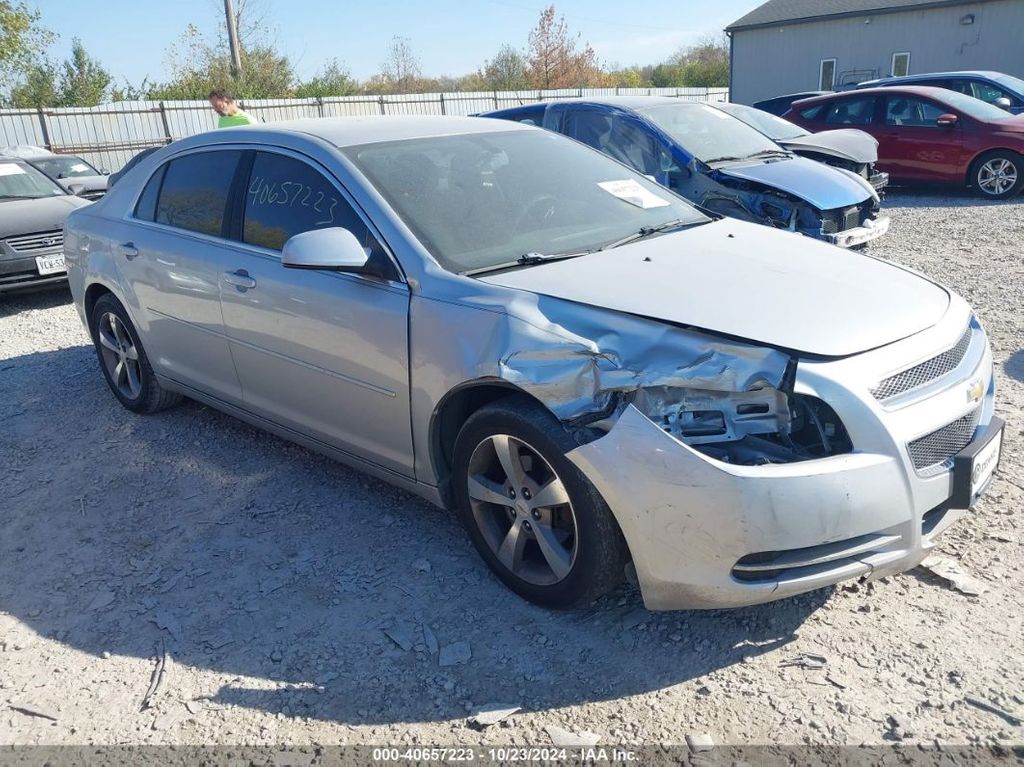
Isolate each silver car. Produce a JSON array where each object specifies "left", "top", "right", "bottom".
[{"left": 64, "top": 117, "right": 1002, "bottom": 610}]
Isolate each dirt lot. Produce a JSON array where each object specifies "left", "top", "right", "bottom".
[{"left": 1, "top": 189, "right": 1022, "bottom": 750}]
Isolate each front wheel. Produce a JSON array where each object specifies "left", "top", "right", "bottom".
[
  {"left": 970, "top": 150, "right": 1023, "bottom": 199},
  {"left": 452, "top": 396, "right": 628, "bottom": 608}
]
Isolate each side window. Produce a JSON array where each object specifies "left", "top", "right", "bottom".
[
  {"left": 799, "top": 103, "right": 825, "bottom": 121},
  {"left": 885, "top": 97, "right": 946, "bottom": 127},
  {"left": 950, "top": 80, "right": 973, "bottom": 96},
  {"left": 604, "top": 117, "right": 660, "bottom": 175},
  {"left": 970, "top": 80, "right": 1011, "bottom": 105},
  {"left": 154, "top": 150, "right": 241, "bottom": 236},
  {"left": 563, "top": 109, "right": 613, "bottom": 152},
  {"left": 242, "top": 151, "right": 386, "bottom": 262},
  {"left": 823, "top": 96, "right": 875, "bottom": 125},
  {"left": 134, "top": 164, "right": 166, "bottom": 221}
]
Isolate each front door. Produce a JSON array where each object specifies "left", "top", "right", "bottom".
[
  {"left": 217, "top": 150, "right": 415, "bottom": 476},
  {"left": 117, "top": 149, "right": 244, "bottom": 403},
  {"left": 877, "top": 95, "right": 964, "bottom": 180}
]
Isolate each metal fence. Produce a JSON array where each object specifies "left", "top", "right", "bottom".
[{"left": 0, "top": 87, "right": 729, "bottom": 173}]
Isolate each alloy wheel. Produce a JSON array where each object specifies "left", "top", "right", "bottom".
[
  {"left": 466, "top": 434, "right": 578, "bottom": 586},
  {"left": 96, "top": 311, "right": 143, "bottom": 399},
  {"left": 978, "top": 158, "right": 1018, "bottom": 196}
]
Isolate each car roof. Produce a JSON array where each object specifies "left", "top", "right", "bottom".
[
  {"left": 489, "top": 96, "right": 714, "bottom": 115},
  {"left": 866, "top": 70, "right": 1005, "bottom": 84},
  {"left": 791, "top": 85, "right": 958, "bottom": 106},
  {"left": 188, "top": 115, "right": 536, "bottom": 150}
]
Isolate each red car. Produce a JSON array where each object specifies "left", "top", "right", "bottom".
[{"left": 783, "top": 86, "right": 1024, "bottom": 198}]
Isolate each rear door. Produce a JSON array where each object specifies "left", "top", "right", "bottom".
[
  {"left": 217, "top": 149, "right": 415, "bottom": 476},
  {"left": 878, "top": 94, "right": 964, "bottom": 180},
  {"left": 118, "top": 149, "right": 244, "bottom": 403}
]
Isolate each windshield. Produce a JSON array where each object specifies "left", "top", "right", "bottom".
[
  {"left": 637, "top": 103, "right": 784, "bottom": 163},
  {"left": 31, "top": 155, "right": 99, "bottom": 179},
  {"left": 714, "top": 102, "right": 809, "bottom": 141},
  {"left": 995, "top": 73, "right": 1024, "bottom": 96},
  {"left": 938, "top": 89, "right": 1016, "bottom": 120},
  {"left": 344, "top": 130, "right": 708, "bottom": 274},
  {"left": 0, "top": 161, "right": 66, "bottom": 200}
]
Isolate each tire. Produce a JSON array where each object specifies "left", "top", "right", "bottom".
[
  {"left": 969, "top": 150, "right": 1024, "bottom": 199},
  {"left": 89, "top": 293, "right": 182, "bottom": 414},
  {"left": 452, "top": 395, "right": 628, "bottom": 608}
]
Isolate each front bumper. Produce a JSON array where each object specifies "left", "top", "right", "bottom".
[
  {"left": 825, "top": 214, "right": 890, "bottom": 248},
  {"left": 869, "top": 171, "right": 890, "bottom": 192},
  {"left": 567, "top": 299, "right": 996, "bottom": 610},
  {"left": 0, "top": 254, "right": 68, "bottom": 293}
]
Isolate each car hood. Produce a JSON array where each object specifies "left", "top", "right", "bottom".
[
  {"left": 0, "top": 195, "right": 90, "bottom": 238},
  {"left": 479, "top": 220, "right": 949, "bottom": 357},
  {"left": 717, "top": 155, "right": 874, "bottom": 210},
  {"left": 54, "top": 174, "right": 108, "bottom": 193},
  {"left": 778, "top": 128, "right": 878, "bottom": 164}
]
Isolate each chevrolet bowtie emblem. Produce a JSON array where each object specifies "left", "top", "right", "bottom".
[{"left": 967, "top": 378, "right": 984, "bottom": 404}]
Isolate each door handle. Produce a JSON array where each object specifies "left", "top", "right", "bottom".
[
  {"left": 223, "top": 269, "right": 257, "bottom": 290},
  {"left": 119, "top": 242, "right": 139, "bottom": 259}
]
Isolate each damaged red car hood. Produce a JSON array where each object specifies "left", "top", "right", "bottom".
[{"left": 479, "top": 219, "right": 950, "bottom": 357}]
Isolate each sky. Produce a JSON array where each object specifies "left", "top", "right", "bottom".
[{"left": 35, "top": 0, "right": 763, "bottom": 86}]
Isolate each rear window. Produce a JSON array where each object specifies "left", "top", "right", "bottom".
[
  {"left": 152, "top": 151, "right": 242, "bottom": 236},
  {"left": 822, "top": 96, "right": 876, "bottom": 125}
]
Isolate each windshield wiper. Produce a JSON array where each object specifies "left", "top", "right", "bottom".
[
  {"left": 703, "top": 155, "right": 745, "bottom": 164},
  {"left": 746, "top": 148, "right": 793, "bottom": 159},
  {"left": 462, "top": 250, "right": 591, "bottom": 277},
  {"left": 0, "top": 195, "right": 46, "bottom": 200},
  {"left": 598, "top": 218, "right": 705, "bottom": 251}
]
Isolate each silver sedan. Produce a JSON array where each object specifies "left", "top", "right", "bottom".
[{"left": 64, "top": 116, "right": 1002, "bottom": 610}]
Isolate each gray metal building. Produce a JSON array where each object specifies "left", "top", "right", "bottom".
[{"left": 727, "top": 0, "right": 1024, "bottom": 105}]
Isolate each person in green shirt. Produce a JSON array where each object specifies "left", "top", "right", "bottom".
[{"left": 208, "top": 89, "right": 258, "bottom": 128}]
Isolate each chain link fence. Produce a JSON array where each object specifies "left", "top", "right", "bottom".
[{"left": 0, "top": 87, "right": 729, "bottom": 173}]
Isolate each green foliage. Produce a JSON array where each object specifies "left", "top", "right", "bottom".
[
  {"left": 0, "top": 0, "right": 54, "bottom": 91},
  {"left": 293, "top": 59, "right": 358, "bottom": 98},
  {"left": 7, "top": 60, "right": 58, "bottom": 107},
  {"left": 57, "top": 38, "right": 111, "bottom": 106},
  {"left": 482, "top": 45, "right": 530, "bottom": 91}
]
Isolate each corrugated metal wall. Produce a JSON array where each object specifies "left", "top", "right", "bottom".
[
  {"left": 730, "top": 0, "right": 1024, "bottom": 104},
  {"left": 0, "top": 87, "right": 730, "bottom": 172}
]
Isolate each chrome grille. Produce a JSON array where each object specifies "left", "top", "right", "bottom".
[
  {"left": 907, "top": 408, "right": 981, "bottom": 473},
  {"left": 5, "top": 230, "right": 64, "bottom": 253},
  {"left": 871, "top": 325, "right": 973, "bottom": 401}
]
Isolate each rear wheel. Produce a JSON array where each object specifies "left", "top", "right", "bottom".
[
  {"left": 89, "top": 293, "right": 182, "bottom": 414},
  {"left": 452, "top": 396, "right": 628, "bottom": 608},
  {"left": 970, "top": 150, "right": 1023, "bottom": 199}
]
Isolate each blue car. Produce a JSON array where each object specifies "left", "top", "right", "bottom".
[
  {"left": 857, "top": 71, "right": 1024, "bottom": 115},
  {"left": 483, "top": 97, "right": 888, "bottom": 248}
]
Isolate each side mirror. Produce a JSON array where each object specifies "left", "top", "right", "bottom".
[
  {"left": 994, "top": 97, "right": 1012, "bottom": 111},
  {"left": 936, "top": 113, "right": 958, "bottom": 127},
  {"left": 100, "top": 168, "right": 110, "bottom": 175},
  {"left": 67, "top": 183, "right": 86, "bottom": 196},
  {"left": 282, "top": 227, "right": 369, "bottom": 272}
]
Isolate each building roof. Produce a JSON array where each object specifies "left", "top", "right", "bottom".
[{"left": 727, "top": 0, "right": 995, "bottom": 31}]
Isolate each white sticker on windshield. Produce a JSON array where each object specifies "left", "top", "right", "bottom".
[
  {"left": 70, "top": 163, "right": 89, "bottom": 173},
  {"left": 0, "top": 163, "right": 27, "bottom": 176},
  {"left": 598, "top": 179, "right": 671, "bottom": 209}
]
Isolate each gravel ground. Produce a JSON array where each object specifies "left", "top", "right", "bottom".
[{"left": 1, "top": 189, "right": 1022, "bottom": 750}]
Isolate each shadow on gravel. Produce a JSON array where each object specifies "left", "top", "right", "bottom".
[
  {"left": 884, "top": 185, "right": 1024, "bottom": 209},
  {"left": 1005, "top": 350, "right": 1024, "bottom": 383},
  {"left": 0, "top": 285, "right": 72, "bottom": 318},
  {"left": 1, "top": 345, "right": 827, "bottom": 727}
]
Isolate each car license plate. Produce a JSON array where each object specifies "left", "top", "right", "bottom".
[
  {"left": 35, "top": 254, "right": 66, "bottom": 275},
  {"left": 951, "top": 416, "right": 1004, "bottom": 508}
]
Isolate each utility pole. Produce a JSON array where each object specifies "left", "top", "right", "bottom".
[{"left": 224, "top": 0, "right": 243, "bottom": 80}]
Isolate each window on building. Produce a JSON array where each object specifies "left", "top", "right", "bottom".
[
  {"left": 819, "top": 59, "right": 836, "bottom": 91},
  {"left": 891, "top": 52, "right": 911, "bottom": 78}
]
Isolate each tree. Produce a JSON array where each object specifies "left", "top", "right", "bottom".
[
  {"left": 0, "top": 1, "right": 54, "bottom": 92},
  {"left": 379, "top": 36, "right": 421, "bottom": 93},
  {"left": 663, "top": 33, "right": 729, "bottom": 87},
  {"left": 294, "top": 59, "right": 358, "bottom": 98},
  {"left": 526, "top": 5, "right": 602, "bottom": 89},
  {"left": 58, "top": 39, "right": 112, "bottom": 106},
  {"left": 482, "top": 44, "right": 529, "bottom": 91},
  {"left": 7, "top": 60, "right": 58, "bottom": 107}
]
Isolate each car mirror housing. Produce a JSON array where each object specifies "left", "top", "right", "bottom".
[
  {"left": 281, "top": 227, "right": 370, "bottom": 272},
  {"left": 936, "top": 113, "right": 959, "bottom": 127},
  {"left": 67, "top": 183, "right": 86, "bottom": 196},
  {"left": 994, "top": 97, "right": 1012, "bottom": 111}
]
